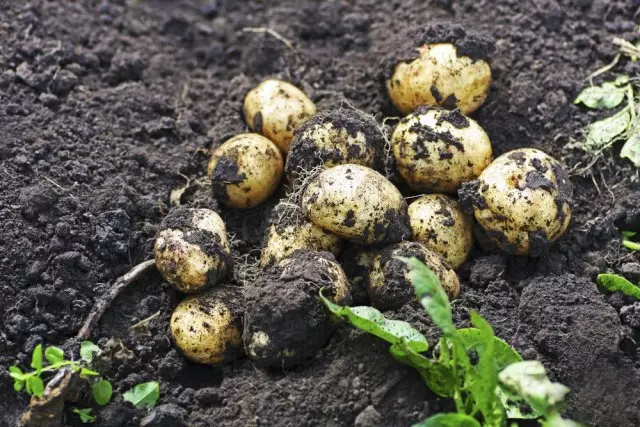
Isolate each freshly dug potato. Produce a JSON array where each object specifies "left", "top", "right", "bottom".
[
  {"left": 244, "top": 79, "right": 316, "bottom": 153},
  {"left": 243, "top": 250, "right": 352, "bottom": 368},
  {"left": 284, "top": 109, "right": 384, "bottom": 181},
  {"left": 260, "top": 202, "right": 342, "bottom": 268},
  {"left": 459, "top": 148, "right": 572, "bottom": 256},
  {"left": 170, "top": 286, "right": 244, "bottom": 365},
  {"left": 208, "top": 133, "right": 283, "bottom": 209},
  {"left": 392, "top": 107, "right": 492, "bottom": 193},
  {"left": 408, "top": 194, "right": 473, "bottom": 269},
  {"left": 301, "top": 164, "right": 411, "bottom": 245},
  {"left": 154, "top": 207, "right": 232, "bottom": 294},
  {"left": 367, "top": 241, "right": 460, "bottom": 311},
  {"left": 386, "top": 24, "right": 493, "bottom": 115}
]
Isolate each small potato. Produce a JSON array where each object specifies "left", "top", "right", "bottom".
[
  {"left": 154, "top": 208, "right": 232, "bottom": 294},
  {"left": 301, "top": 164, "right": 411, "bottom": 245},
  {"left": 170, "top": 286, "right": 244, "bottom": 365},
  {"left": 260, "top": 202, "right": 342, "bottom": 268},
  {"left": 392, "top": 107, "right": 492, "bottom": 193},
  {"left": 244, "top": 79, "right": 316, "bottom": 153},
  {"left": 386, "top": 25, "right": 492, "bottom": 115},
  {"left": 285, "top": 109, "right": 384, "bottom": 181},
  {"left": 367, "top": 241, "right": 460, "bottom": 311},
  {"left": 208, "top": 133, "right": 283, "bottom": 209},
  {"left": 243, "top": 250, "right": 351, "bottom": 368},
  {"left": 408, "top": 194, "right": 473, "bottom": 269},
  {"left": 459, "top": 148, "right": 572, "bottom": 256}
]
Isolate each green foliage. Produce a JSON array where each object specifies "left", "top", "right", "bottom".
[
  {"left": 80, "top": 341, "right": 101, "bottom": 363},
  {"left": 123, "top": 381, "right": 160, "bottom": 408},
  {"left": 597, "top": 273, "right": 640, "bottom": 300},
  {"left": 92, "top": 379, "right": 113, "bottom": 406},
  {"left": 414, "top": 413, "right": 481, "bottom": 427},
  {"left": 621, "top": 231, "right": 640, "bottom": 251},
  {"left": 73, "top": 408, "right": 96, "bottom": 424},
  {"left": 574, "top": 77, "right": 628, "bottom": 109}
]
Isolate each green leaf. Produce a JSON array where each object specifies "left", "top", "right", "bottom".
[
  {"left": 583, "top": 106, "right": 632, "bottom": 151},
  {"left": 45, "top": 346, "right": 65, "bottom": 365},
  {"left": 542, "top": 413, "right": 583, "bottom": 427},
  {"left": 496, "top": 386, "right": 540, "bottom": 419},
  {"left": 31, "top": 344, "right": 43, "bottom": 372},
  {"left": 620, "top": 132, "right": 640, "bottom": 167},
  {"left": 389, "top": 342, "right": 455, "bottom": 398},
  {"left": 73, "top": 408, "right": 96, "bottom": 424},
  {"left": 413, "top": 412, "right": 481, "bottom": 427},
  {"left": 456, "top": 328, "right": 522, "bottom": 371},
  {"left": 622, "top": 239, "right": 640, "bottom": 251},
  {"left": 13, "top": 379, "right": 25, "bottom": 392},
  {"left": 80, "top": 368, "right": 100, "bottom": 377},
  {"left": 80, "top": 341, "right": 101, "bottom": 363},
  {"left": 401, "top": 257, "right": 455, "bottom": 336},
  {"left": 123, "top": 381, "right": 160, "bottom": 409},
  {"left": 498, "top": 361, "right": 570, "bottom": 416},
  {"left": 574, "top": 81, "right": 626, "bottom": 109},
  {"left": 597, "top": 273, "right": 640, "bottom": 300},
  {"left": 26, "top": 376, "right": 45, "bottom": 398},
  {"left": 92, "top": 379, "right": 113, "bottom": 406},
  {"left": 8, "top": 366, "right": 25, "bottom": 380}
]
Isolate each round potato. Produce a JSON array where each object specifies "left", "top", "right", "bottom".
[
  {"left": 386, "top": 25, "right": 492, "bottom": 115},
  {"left": 408, "top": 194, "right": 473, "bottom": 269},
  {"left": 208, "top": 133, "right": 283, "bottom": 209},
  {"left": 367, "top": 241, "right": 460, "bottom": 311},
  {"left": 260, "top": 202, "right": 342, "bottom": 268},
  {"left": 285, "top": 109, "right": 384, "bottom": 181},
  {"left": 392, "top": 107, "right": 492, "bottom": 193},
  {"left": 301, "top": 164, "right": 411, "bottom": 245},
  {"left": 154, "top": 208, "right": 232, "bottom": 294},
  {"left": 459, "top": 148, "right": 572, "bottom": 256},
  {"left": 244, "top": 79, "right": 316, "bottom": 153},
  {"left": 170, "top": 286, "right": 244, "bottom": 365}
]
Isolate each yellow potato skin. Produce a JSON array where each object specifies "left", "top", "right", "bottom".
[
  {"left": 244, "top": 80, "right": 316, "bottom": 153},
  {"left": 170, "top": 287, "right": 243, "bottom": 365},
  {"left": 392, "top": 107, "right": 492, "bottom": 193},
  {"left": 470, "top": 148, "right": 572, "bottom": 255},
  {"left": 208, "top": 133, "right": 283, "bottom": 209},
  {"left": 408, "top": 194, "right": 473, "bottom": 269},
  {"left": 386, "top": 43, "right": 491, "bottom": 115},
  {"left": 301, "top": 164, "right": 409, "bottom": 245}
]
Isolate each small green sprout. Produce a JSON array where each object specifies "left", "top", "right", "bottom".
[
  {"left": 597, "top": 273, "right": 640, "bottom": 300},
  {"left": 123, "top": 381, "right": 160, "bottom": 408},
  {"left": 73, "top": 408, "right": 97, "bottom": 424}
]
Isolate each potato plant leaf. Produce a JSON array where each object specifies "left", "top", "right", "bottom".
[
  {"left": 80, "top": 341, "right": 101, "bottom": 364},
  {"left": 413, "top": 413, "right": 481, "bottom": 427},
  {"left": 620, "top": 132, "right": 640, "bottom": 167},
  {"left": 542, "top": 413, "right": 583, "bottom": 427},
  {"left": 31, "top": 344, "right": 43, "bottom": 372},
  {"left": 583, "top": 106, "right": 632, "bottom": 151},
  {"left": 73, "top": 408, "right": 96, "bottom": 424},
  {"left": 45, "top": 346, "right": 65, "bottom": 365},
  {"left": 92, "top": 379, "right": 113, "bottom": 406},
  {"left": 574, "top": 81, "right": 626, "bottom": 109},
  {"left": 597, "top": 273, "right": 640, "bottom": 300},
  {"left": 123, "top": 381, "right": 160, "bottom": 408}
]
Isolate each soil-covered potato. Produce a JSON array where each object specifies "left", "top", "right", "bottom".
[
  {"left": 260, "top": 202, "right": 342, "bottom": 268},
  {"left": 154, "top": 208, "right": 232, "bottom": 294},
  {"left": 208, "top": 133, "right": 283, "bottom": 209},
  {"left": 459, "top": 148, "right": 572, "bottom": 256},
  {"left": 170, "top": 286, "right": 244, "bottom": 365},
  {"left": 243, "top": 79, "right": 316, "bottom": 153},
  {"left": 367, "top": 241, "right": 460, "bottom": 311},
  {"left": 301, "top": 164, "right": 411, "bottom": 245},
  {"left": 243, "top": 250, "right": 352, "bottom": 368},
  {"left": 392, "top": 107, "right": 492, "bottom": 193},
  {"left": 284, "top": 109, "right": 384, "bottom": 181},
  {"left": 408, "top": 194, "right": 473, "bottom": 269},
  {"left": 385, "top": 24, "right": 493, "bottom": 115}
]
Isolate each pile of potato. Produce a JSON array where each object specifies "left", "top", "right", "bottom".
[{"left": 154, "top": 25, "right": 573, "bottom": 368}]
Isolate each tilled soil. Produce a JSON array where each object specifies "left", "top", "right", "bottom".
[{"left": 1, "top": 0, "right": 640, "bottom": 426}]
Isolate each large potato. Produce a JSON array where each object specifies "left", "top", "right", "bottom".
[
  {"left": 170, "top": 286, "right": 244, "bottom": 365},
  {"left": 459, "top": 148, "right": 572, "bottom": 256},
  {"left": 392, "top": 107, "right": 492, "bottom": 193},
  {"left": 244, "top": 79, "right": 316, "bottom": 153},
  {"left": 208, "top": 133, "right": 283, "bottom": 209},
  {"left": 154, "top": 208, "right": 232, "bottom": 294},
  {"left": 408, "top": 194, "right": 473, "bottom": 269},
  {"left": 285, "top": 109, "right": 384, "bottom": 181},
  {"left": 301, "top": 164, "right": 410, "bottom": 245}
]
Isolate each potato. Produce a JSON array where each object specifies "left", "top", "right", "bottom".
[
  {"left": 170, "top": 286, "right": 244, "bottom": 365},
  {"left": 154, "top": 208, "right": 232, "bottom": 294},
  {"left": 392, "top": 107, "right": 492, "bottom": 193},
  {"left": 301, "top": 164, "right": 411, "bottom": 245},
  {"left": 367, "top": 241, "right": 460, "bottom": 311},
  {"left": 386, "top": 25, "right": 492, "bottom": 115},
  {"left": 285, "top": 109, "right": 384, "bottom": 181},
  {"left": 408, "top": 194, "right": 473, "bottom": 269},
  {"left": 244, "top": 79, "right": 316, "bottom": 153},
  {"left": 208, "top": 133, "right": 283, "bottom": 209},
  {"left": 243, "top": 250, "right": 351, "bottom": 368},
  {"left": 459, "top": 148, "right": 572, "bottom": 256},
  {"left": 260, "top": 202, "right": 342, "bottom": 268}
]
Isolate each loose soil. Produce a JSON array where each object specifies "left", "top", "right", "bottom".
[{"left": 2, "top": 0, "right": 640, "bottom": 426}]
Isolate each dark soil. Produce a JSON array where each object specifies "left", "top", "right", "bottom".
[{"left": 2, "top": 0, "right": 640, "bottom": 426}]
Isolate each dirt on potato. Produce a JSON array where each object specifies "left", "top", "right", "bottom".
[{"left": 2, "top": 0, "right": 640, "bottom": 426}]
